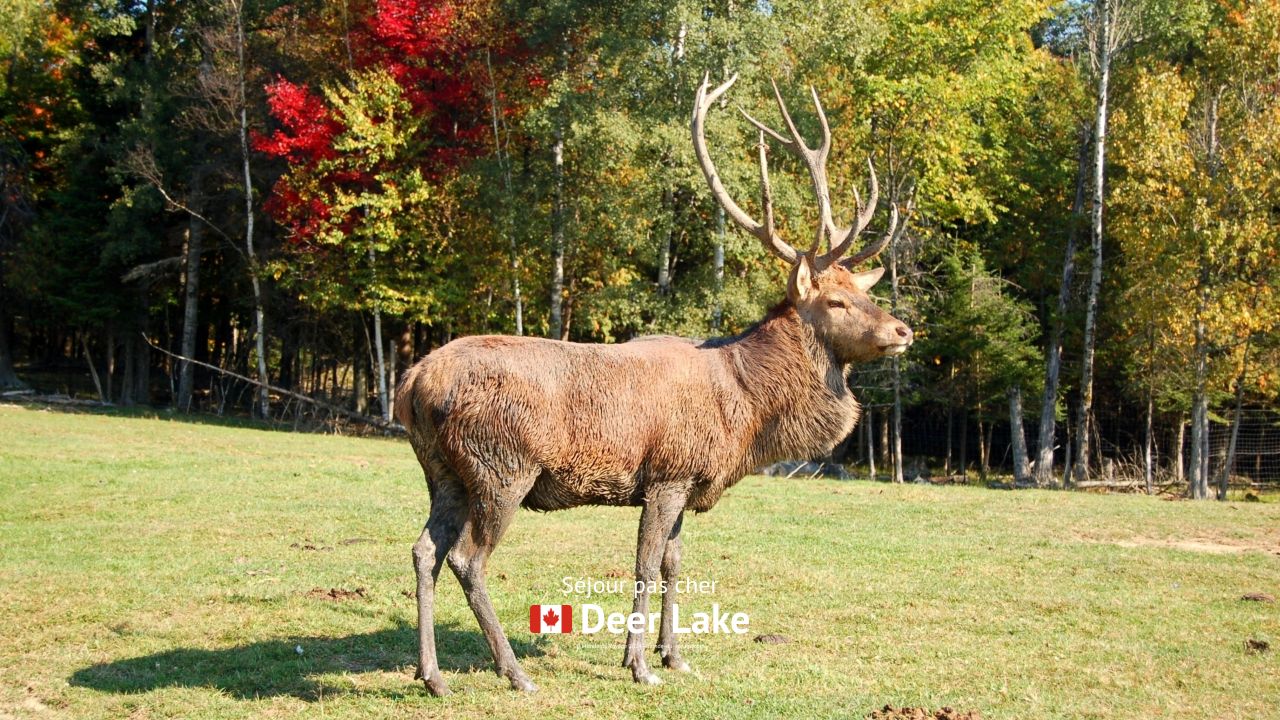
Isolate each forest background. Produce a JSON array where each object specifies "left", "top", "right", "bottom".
[{"left": 2, "top": 0, "right": 1278, "bottom": 499}]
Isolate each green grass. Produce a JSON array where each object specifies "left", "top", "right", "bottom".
[{"left": 1, "top": 404, "right": 1277, "bottom": 719}]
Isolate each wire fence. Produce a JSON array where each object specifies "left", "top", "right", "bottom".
[{"left": 834, "top": 384, "right": 1280, "bottom": 492}]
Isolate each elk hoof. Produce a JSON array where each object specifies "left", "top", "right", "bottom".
[
  {"left": 635, "top": 672, "right": 663, "bottom": 686},
  {"left": 507, "top": 674, "right": 539, "bottom": 693},
  {"left": 422, "top": 672, "right": 451, "bottom": 697},
  {"left": 662, "top": 657, "right": 691, "bottom": 673}
]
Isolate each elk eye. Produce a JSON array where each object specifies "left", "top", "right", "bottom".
[{"left": 826, "top": 299, "right": 847, "bottom": 310}]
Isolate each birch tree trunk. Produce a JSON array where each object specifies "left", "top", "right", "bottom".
[
  {"left": 1034, "top": 129, "right": 1088, "bottom": 486},
  {"left": 231, "top": 0, "right": 268, "bottom": 419},
  {"left": 1174, "top": 416, "right": 1185, "bottom": 487},
  {"left": 888, "top": 193, "right": 912, "bottom": 484},
  {"left": 657, "top": 184, "right": 673, "bottom": 294},
  {"left": 890, "top": 241, "right": 904, "bottom": 485},
  {"left": 549, "top": 126, "right": 565, "bottom": 339},
  {"left": 177, "top": 175, "right": 205, "bottom": 412},
  {"left": 1009, "top": 385, "right": 1030, "bottom": 485},
  {"left": 1189, "top": 88, "right": 1222, "bottom": 499},
  {"left": 866, "top": 407, "right": 876, "bottom": 481},
  {"left": 712, "top": 205, "right": 725, "bottom": 331},
  {"left": 372, "top": 307, "right": 389, "bottom": 422},
  {"left": 484, "top": 48, "right": 522, "bottom": 335},
  {"left": 1074, "top": 0, "right": 1113, "bottom": 485},
  {"left": 1217, "top": 339, "right": 1249, "bottom": 500}
]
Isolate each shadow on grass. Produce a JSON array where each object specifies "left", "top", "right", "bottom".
[{"left": 69, "top": 620, "right": 546, "bottom": 701}]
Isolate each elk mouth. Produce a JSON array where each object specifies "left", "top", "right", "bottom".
[{"left": 878, "top": 342, "right": 911, "bottom": 356}]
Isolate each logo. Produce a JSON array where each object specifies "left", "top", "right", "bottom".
[{"left": 529, "top": 604, "right": 573, "bottom": 634}]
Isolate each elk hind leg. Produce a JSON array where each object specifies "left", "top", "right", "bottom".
[
  {"left": 413, "top": 477, "right": 466, "bottom": 696},
  {"left": 447, "top": 470, "right": 538, "bottom": 692}
]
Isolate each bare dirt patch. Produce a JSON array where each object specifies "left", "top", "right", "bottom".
[
  {"left": 306, "top": 586, "right": 368, "bottom": 601},
  {"left": 868, "top": 705, "right": 981, "bottom": 720},
  {"left": 1078, "top": 533, "right": 1279, "bottom": 555}
]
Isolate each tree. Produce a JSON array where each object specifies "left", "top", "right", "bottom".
[
  {"left": 1109, "top": 0, "right": 1280, "bottom": 498},
  {"left": 916, "top": 244, "right": 1041, "bottom": 481}
]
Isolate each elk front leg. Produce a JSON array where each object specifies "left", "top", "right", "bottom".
[
  {"left": 655, "top": 511, "right": 690, "bottom": 672},
  {"left": 623, "top": 489, "right": 686, "bottom": 685}
]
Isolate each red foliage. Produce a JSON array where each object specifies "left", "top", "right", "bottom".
[{"left": 256, "top": 0, "right": 513, "bottom": 244}]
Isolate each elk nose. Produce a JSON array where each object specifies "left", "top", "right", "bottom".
[{"left": 896, "top": 325, "right": 913, "bottom": 343}]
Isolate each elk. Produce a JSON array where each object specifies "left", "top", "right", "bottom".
[{"left": 395, "top": 74, "right": 912, "bottom": 695}]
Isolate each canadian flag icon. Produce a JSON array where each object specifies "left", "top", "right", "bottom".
[{"left": 529, "top": 604, "right": 573, "bottom": 634}]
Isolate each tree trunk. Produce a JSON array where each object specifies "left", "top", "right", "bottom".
[
  {"left": 0, "top": 305, "right": 24, "bottom": 390},
  {"left": 879, "top": 410, "right": 890, "bottom": 472},
  {"left": 126, "top": 329, "right": 150, "bottom": 406},
  {"left": 372, "top": 305, "right": 389, "bottom": 422},
  {"left": 1189, "top": 351, "right": 1208, "bottom": 500},
  {"left": 1217, "top": 338, "right": 1249, "bottom": 501},
  {"left": 1009, "top": 385, "right": 1030, "bottom": 485},
  {"left": 105, "top": 329, "right": 115, "bottom": 402},
  {"left": 712, "top": 205, "right": 725, "bottom": 331},
  {"left": 892, "top": 358, "right": 904, "bottom": 484},
  {"left": 177, "top": 180, "right": 205, "bottom": 411},
  {"left": 657, "top": 184, "right": 673, "bottom": 294},
  {"left": 352, "top": 318, "right": 367, "bottom": 414},
  {"left": 958, "top": 408, "right": 969, "bottom": 481},
  {"left": 231, "top": 0, "right": 268, "bottom": 419},
  {"left": 887, "top": 196, "right": 912, "bottom": 484},
  {"left": 81, "top": 333, "right": 106, "bottom": 403},
  {"left": 484, "top": 48, "right": 522, "bottom": 335},
  {"left": 1152, "top": 381, "right": 1162, "bottom": 491},
  {"left": 1174, "top": 416, "right": 1185, "bottom": 487},
  {"left": 548, "top": 126, "right": 566, "bottom": 339},
  {"left": 977, "top": 414, "right": 989, "bottom": 482},
  {"left": 1034, "top": 128, "right": 1088, "bottom": 486},
  {"left": 866, "top": 407, "right": 876, "bottom": 481},
  {"left": 121, "top": 335, "right": 137, "bottom": 406},
  {"left": 1074, "top": 0, "right": 1113, "bottom": 485},
  {"left": 944, "top": 403, "right": 954, "bottom": 477}
]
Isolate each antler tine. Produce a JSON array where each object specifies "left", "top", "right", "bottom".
[
  {"left": 692, "top": 72, "right": 798, "bottom": 264},
  {"left": 819, "top": 159, "right": 881, "bottom": 269},
  {"left": 809, "top": 85, "right": 832, "bottom": 162},
  {"left": 770, "top": 79, "right": 809, "bottom": 153},
  {"left": 739, "top": 107, "right": 794, "bottom": 148},
  {"left": 839, "top": 187, "right": 898, "bottom": 269},
  {"left": 757, "top": 80, "right": 836, "bottom": 256}
]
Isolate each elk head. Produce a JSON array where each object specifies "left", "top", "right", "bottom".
[{"left": 692, "top": 74, "right": 913, "bottom": 364}]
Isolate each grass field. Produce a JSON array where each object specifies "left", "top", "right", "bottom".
[{"left": 1, "top": 403, "right": 1277, "bottom": 719}]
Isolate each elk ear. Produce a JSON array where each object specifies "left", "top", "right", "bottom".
[
  {"left": 849, "top": 266, "right": 886, "bottom": 293},
  {"left": 787, "top": 255, "right": 818, "bottom": 304}
]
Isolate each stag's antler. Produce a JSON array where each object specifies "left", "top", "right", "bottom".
[
  {"left": 692, "top": 74, "right": 896, "bottom": 271},
  {"left": 692, "top": 73, "right": 798, "bottom": 264}
]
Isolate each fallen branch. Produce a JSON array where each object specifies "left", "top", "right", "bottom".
[{"left": 142, "top": 334, "right": 401, "bottom": 433}]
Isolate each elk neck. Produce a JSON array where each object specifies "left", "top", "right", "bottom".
[{"left": 706, "top": 303, "right": 861, "bottom": 472}]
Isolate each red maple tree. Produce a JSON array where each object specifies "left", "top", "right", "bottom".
[{"left": 255, "top": 0, "right": 524, "bottom": 245}]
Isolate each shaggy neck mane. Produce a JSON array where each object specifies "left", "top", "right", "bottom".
[{"left": 704, "top": 302, "right": 861, "bottom": 475}]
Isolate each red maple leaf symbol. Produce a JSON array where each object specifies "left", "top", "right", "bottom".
[{"left": 542, "top": 607, "right": 560, "bottom": 628}]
